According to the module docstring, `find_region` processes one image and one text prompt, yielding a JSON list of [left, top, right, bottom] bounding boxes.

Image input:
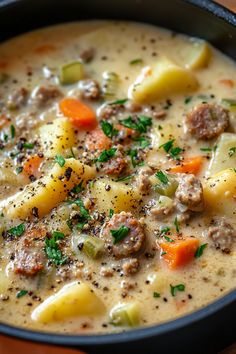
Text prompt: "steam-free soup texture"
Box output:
[[0, 21, 235, 334]]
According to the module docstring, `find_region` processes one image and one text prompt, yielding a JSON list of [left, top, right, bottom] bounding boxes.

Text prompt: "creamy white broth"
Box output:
[[0, 21, 235, 334]]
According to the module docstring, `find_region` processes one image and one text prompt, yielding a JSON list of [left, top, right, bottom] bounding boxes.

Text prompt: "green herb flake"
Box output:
[[23, 142, 34, 149], [116, 174, 134, 182], [16, 290, 28, 298], [72, 198, 90, 220], [159, 139, 175, 153], [16, 166, 23, 174], [71, 181, 84, 194], [170, 283, 185, 297], [164, 235, 174, 243], [133, 136, 150, 149], [174, 216, 180, 233], [127, 149, 139, 167], [169, 146, 183, 160], [130, 58, 143, 65], [97, 147, 116, 163], [160, 226, 171, 235], [161, 251, 167, 256], [200, 147, 212, 152], [111, 225, 130, 244], [100, 120, 118, 138], [155, 170, 169, 185], [195, 243, 208, 258], [158, 125, 163, 130], [109, 98, 128, 105], [228, 147, 236, 157], [45, 231, 68, 266], [109, 209, 114, 218], [7, 223, 25, 237], [120, 115, 152, 134], [184, 96, 192, 104], [55, 154, 66, 167], [66, 219, 73, 230], [153, 292, 161, 298], [10, 124, 15, 139]]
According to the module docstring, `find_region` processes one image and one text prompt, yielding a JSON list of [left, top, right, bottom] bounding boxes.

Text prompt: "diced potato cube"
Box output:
[[184, 41, 211, 70], [90, 178, 141, 214], [39, 118, 76, 157], [204, 168, 236, 216], [208, 133, 236, 175], [4, 159, 95, 219], [129, 58, 198, 103], [31, 281, 105, 323]]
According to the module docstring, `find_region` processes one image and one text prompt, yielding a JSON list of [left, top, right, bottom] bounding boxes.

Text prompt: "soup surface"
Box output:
[[0, 21, 236, 334]]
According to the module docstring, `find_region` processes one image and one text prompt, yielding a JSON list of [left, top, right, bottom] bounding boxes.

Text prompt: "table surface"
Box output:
[[0, 1, 236, 353]]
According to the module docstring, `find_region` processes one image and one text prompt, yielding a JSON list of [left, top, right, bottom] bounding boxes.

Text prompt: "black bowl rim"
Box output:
[[0, 0, 236, 348]]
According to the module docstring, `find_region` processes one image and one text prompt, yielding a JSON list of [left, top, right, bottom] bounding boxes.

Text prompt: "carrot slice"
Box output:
[[85, 127, 112, 152], [23, 155, 43, 177], [160, 238, 199, 269], [59, 98, 97, 130], [219, 79, 234, 88], [169, 156, 203, 175]]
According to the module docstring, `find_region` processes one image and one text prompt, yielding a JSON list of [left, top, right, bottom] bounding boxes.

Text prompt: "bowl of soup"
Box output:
[[0, 0, 235, 353]]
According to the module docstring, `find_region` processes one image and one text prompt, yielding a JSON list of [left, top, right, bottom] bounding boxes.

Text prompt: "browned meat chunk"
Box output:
[[7, 88, 29, 109], [122, 258, 139, 275], [98, 103, 124, 120], [102, 146, 128, 175], [13, 228, 47, 276], [79, 47, 95, 63], [136, 166, 153, 192], [175, 173, 204, 212], [185, 103, 229, 140], [31, 86, 62, 108], [101, 212, 146, 259], [79, 79, 100, 100], [207, 218, 235, 253]]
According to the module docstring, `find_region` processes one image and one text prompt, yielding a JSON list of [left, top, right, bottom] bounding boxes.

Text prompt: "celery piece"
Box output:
[[110, 302, 140, 327], [154, 176, 178, 197], [60, 61, 84, 85], [102, 71, 119, 97], [72, 233, 104, 259]]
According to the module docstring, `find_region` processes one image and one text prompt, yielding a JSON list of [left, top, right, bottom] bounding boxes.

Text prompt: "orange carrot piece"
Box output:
[[34, 44, 56, 54], [23, 155, 43, 177], [59, 98, 97, 130], [160, 238, 199, 269], [219, 79, 234, 88], [169, 156, 203, 175], [85, 127, 112, 152]]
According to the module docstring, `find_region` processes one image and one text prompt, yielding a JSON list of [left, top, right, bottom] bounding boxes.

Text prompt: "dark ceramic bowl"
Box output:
[[0, 1, 236, 353]]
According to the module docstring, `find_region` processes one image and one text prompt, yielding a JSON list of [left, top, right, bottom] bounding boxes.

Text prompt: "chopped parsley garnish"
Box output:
[[10, 124, 15, 139], [127, 149, 140, 167], [155, 170, 169, 185], [100, 120, 118, 138], [228, 147, 236, 157], [116, 174, 134, 182], [16, 290, 28, 298], [200, 147, 212, 152], [119, 115, 152, 134], [66, 219, 73, 230], [133, 136, 150, 149], [170, 283, 185, 296], [184, 96, 192, 104], [161, 251, 167, 256], [160, 226, 171, 235], [7, 223, 25, 237], [195, 243, 208, 258], [55, 154, 65, 167], [72, 198, 90, 220], [110, 225, 130, 244], [16, 166, 23, 174], [97, 147, 116, 163], [130, 58, 143, 65], [23, 142, 34, 149], [68, 147, 75, 158], [76, 222, 86, 230], [3, 133, 8, 142], [153, 292, 161, 298], [71, 181, 84, 194], [109, 98, 128, 105], [158, 125, 163, 130], [45, 231, 68, 266], [159, 139, 182, 160], [174, 216, 180, 233], [109, 209, 114, 218], [164, 235, 174, 243]]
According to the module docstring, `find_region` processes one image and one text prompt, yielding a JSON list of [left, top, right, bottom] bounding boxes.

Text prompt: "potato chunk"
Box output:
[[204, 168, 236, 216], [129, 58, 198, 103], [208, 133, 236, 175], [184, 41, 211, 70], [90, 178, 141, 214], [39, 118, 76, 157], [4, 159, 95, 219], [31, 281, 105, 323]]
